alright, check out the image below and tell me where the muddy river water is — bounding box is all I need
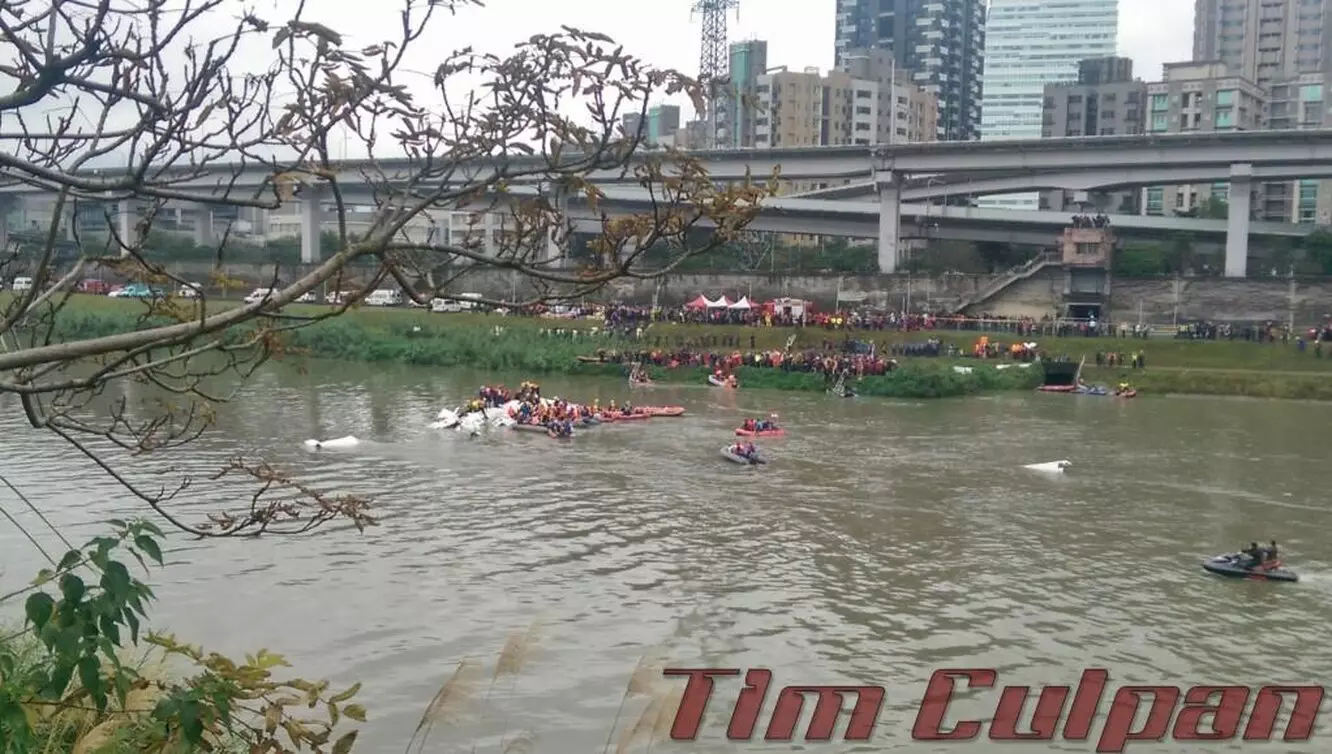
[2,360,1331,753]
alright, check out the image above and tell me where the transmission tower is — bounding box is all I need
[691,0,739,149]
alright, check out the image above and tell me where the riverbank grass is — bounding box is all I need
[24,294,1332,399]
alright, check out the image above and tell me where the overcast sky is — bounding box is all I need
[319,0,1193,119]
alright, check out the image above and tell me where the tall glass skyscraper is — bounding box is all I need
[834,0,986,141]
[979,0,1119,209]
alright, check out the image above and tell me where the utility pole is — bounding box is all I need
[691,0,740,149]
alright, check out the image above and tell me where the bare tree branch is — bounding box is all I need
[0,0,770,537]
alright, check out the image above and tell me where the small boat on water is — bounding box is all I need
[720,445,766,465]
[606,411,650,421]
[1114,389,1138,399]
[1202,553,1298,582]
[642,406,686,417]
[735,427,785,438]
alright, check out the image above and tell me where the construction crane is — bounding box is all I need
[690,0,739,149]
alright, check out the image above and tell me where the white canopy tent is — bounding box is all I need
[727,296,753,310]
[704,295,732,308]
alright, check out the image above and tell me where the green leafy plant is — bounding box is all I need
[0,520,363,754]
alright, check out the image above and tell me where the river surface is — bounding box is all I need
[3,361,1332,753]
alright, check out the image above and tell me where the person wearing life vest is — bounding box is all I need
[742,418,756,431]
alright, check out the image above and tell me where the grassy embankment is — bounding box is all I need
[24,294,1332,400]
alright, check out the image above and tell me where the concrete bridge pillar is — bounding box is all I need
[194,206,215,247]
[544,186,569,267]
[875,169,902,274]
[299,184,326,263]
[1225,163,1252,278]
[0,195,15,251]
[117,200,139,246]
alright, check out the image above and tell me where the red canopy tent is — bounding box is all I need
[684,294,710,310]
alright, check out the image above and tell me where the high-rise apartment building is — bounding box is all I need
[979,0,1119,209]
[754,65,937,151]
[1264,73,1332,224]
[726,40,768,148]
[620,113,643,141]
[618,106,680,148]
[839,48,939,145]
[646,105,680,145]
[1040,57,1146,213]
[833,0,985,141]
[1192,0,1332,225]
[1193,0,1332,88]
[1141,61,1266,217]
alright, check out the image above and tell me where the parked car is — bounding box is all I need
[176,282,204,298]
[363,289,403,307]
[77,279,112,295]
[110,283,166,299]
[325,290,358,306]
[10,277,33,292]
[243,288,277,304]
[296,291,316,303]
[431,293,484,313]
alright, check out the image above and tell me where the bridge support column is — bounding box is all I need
[544,186,569,267]
[117,201,139,246]
[300,184,325,263]
[875,169,901,274]
[0,195,15,251]
[1225,163,1252,278]
[194,206,214,247]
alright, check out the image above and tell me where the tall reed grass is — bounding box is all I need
[43,304,1332,399]
[48,310,1044,398]
[407,627,684,754]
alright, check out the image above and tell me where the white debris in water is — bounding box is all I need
[1023,460,1071,473]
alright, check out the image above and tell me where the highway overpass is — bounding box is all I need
[6,129,1332,275]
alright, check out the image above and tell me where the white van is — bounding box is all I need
[10,277,33,292]
[430,292,485,313]
[364,289,403,307]
[243,288,276,304]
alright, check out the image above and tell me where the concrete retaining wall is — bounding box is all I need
[152,261,1332,325]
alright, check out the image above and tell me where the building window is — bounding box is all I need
[1150,94,1169,111]
[1301,84,1324,101]
[1150,114,1168,131]
[1215,108,1234,128]
[1146,187,1164,215]
[1216,89,1235,106]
